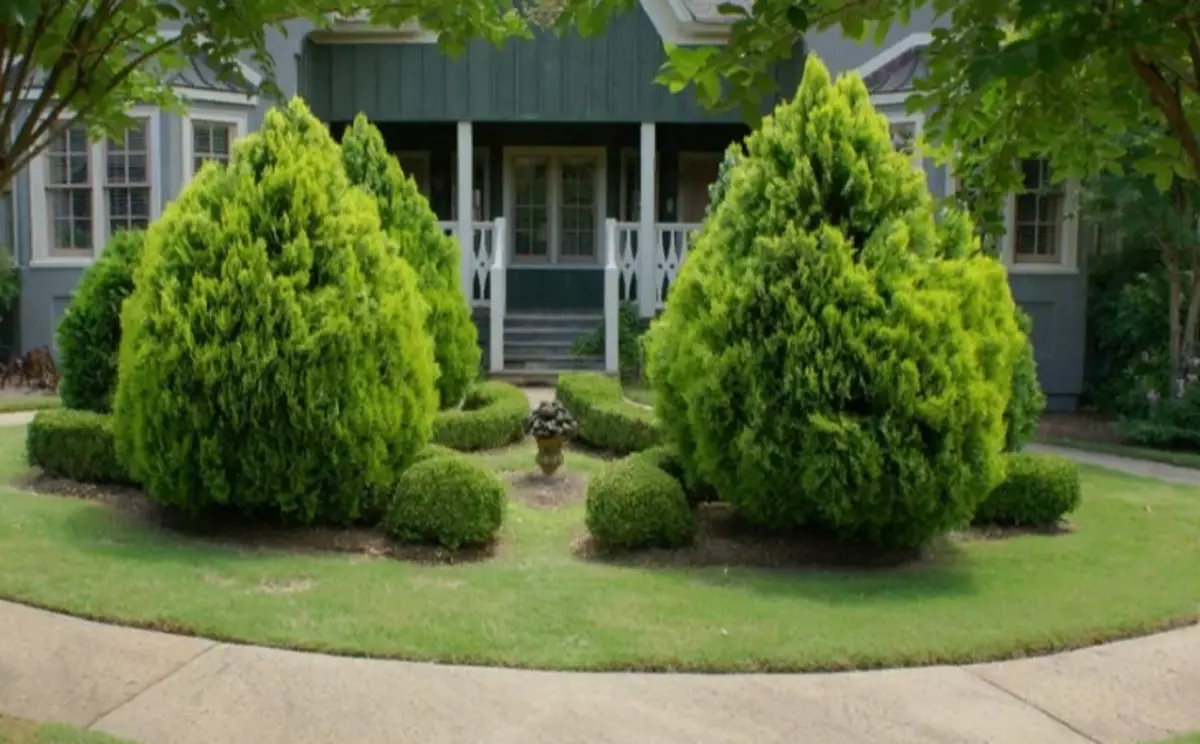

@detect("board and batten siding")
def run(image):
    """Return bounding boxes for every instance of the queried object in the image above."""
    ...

[301,7,804,124]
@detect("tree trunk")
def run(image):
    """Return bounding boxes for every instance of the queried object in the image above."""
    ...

[1167,250,1183,396]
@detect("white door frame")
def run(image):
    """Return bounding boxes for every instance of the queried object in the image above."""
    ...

[501,146,607,267]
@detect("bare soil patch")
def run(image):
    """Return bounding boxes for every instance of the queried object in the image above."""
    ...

[503,471,588,508]
[14,470,496,565]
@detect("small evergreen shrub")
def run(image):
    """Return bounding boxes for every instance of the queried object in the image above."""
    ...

[113,99,437,525]
[585,458,694,550]
[431,381,528,451]
[572,302,648,380]
[1005,310,1046,452]
[413,443,462,464]
[643,56,1029,549]
[27,409,131,485]
[384,456,506,549]
[57,230,145,413]
[342,115,480,409]
[974,453,1082,527]
[556,373,660,453]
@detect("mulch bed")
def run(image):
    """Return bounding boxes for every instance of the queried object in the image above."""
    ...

[13,471,495,565]
[1036,411,1123,444]
[574,503,1073,572]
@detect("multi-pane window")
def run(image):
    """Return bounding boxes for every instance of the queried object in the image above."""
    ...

[105,118,151,234]
[559,157,596,258]
[1014,159,1064,263]
[191,120,235,174]
[45,123,93,257]
[512,156,550,259]
[889,120,919,156]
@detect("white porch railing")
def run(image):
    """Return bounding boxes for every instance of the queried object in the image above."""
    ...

[489,218,507,373]
[609,220,701,313]
[439,220,498,310]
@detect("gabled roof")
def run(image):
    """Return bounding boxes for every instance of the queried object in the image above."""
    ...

[856,32,931,96]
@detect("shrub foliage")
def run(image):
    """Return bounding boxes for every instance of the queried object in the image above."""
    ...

[1005,310,1045,452]
[113,99,437,525]
[974,453,1082,526]
[27,409,131,485]
[341,114,480,409]
[556,372,660,454]
[57,230,145,413]
[384,456,507,549]
[585,458,694,550]
[644,56,1029,548]
[431,381,528,451]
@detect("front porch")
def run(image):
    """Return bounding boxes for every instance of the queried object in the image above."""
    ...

[325,120,744,373]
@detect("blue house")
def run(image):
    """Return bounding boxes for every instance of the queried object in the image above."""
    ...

[1,0,1087,410]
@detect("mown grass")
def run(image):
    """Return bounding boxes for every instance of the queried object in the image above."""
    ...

[0,713,134,744]
[0,425,1197,672]
[1044,438,1200,470]
[0,395,61,413]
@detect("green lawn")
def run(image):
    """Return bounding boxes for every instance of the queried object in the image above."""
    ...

[622,383,655,407]
[0,713,134,744]
[1149,736,1200,744]
[0,425,1197,672]
[0,395,60,414]
[1044,438,1200,470]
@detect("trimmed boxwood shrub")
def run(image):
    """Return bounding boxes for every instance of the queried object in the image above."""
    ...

[643,56,1029,549]
[974,453,1082,527]
[57,229,145,413]
[113,99,437,525]
[413,443,462,464]
[342,115,480,409]
[384,456,506,549]
[585,458,694,550]
[556,373,660,454]
[431,381,527,451]
[27,409,131,485]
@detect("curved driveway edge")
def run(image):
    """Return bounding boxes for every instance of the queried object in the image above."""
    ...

[0,600,1197,744]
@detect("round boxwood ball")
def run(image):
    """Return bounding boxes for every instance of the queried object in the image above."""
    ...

[974,453,1082,527]
[585,459,694,550]
[385,456,506,549]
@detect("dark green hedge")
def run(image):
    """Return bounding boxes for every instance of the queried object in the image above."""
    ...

[556,373,660,454]
[585,458,693,550]
[383,456,507,549]
[431,381,527,451]
[974,453,1082,527]
[27,409,132,485]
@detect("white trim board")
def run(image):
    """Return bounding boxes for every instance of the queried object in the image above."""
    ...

[855,32,933,81]
[182,107,250,184]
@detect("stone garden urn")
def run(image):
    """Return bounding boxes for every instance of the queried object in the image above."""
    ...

[523,401,580,476]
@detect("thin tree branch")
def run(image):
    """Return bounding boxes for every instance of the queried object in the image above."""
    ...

[1131,53,1200,177]
[0,0,66,163]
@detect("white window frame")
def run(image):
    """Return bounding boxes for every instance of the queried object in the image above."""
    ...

[182,108,249,184]
[450,147,491,221]
[676,151,722,224]
[501,147,607,267]
[29,106,162,267]
[1001,160,1080,275]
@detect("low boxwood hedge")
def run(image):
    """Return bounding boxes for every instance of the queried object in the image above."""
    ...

[556,373,660,454]
[383,455,507,549]
[27,408,133,485]
[431,381,527,451]
[585,458,693,550]
[974,453,1082,527]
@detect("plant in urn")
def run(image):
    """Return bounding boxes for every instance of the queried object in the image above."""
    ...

[523,400,579,476]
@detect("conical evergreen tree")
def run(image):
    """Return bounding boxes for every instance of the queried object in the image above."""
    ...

[644,56,1029,548]
[341,115,480,408]
[113,98,437,524]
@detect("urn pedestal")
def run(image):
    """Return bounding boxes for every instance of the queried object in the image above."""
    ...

[535,436,567,476]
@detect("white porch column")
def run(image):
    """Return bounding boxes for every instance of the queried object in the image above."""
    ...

[637,122,656,317]
[489,217,507,374]
[604,219,620,374]
[456,121,474,302]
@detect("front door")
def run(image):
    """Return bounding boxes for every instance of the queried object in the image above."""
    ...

[504,148,606,265]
